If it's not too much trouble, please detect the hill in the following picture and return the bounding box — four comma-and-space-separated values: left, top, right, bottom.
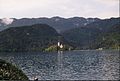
91, 23, 120, 49
62, 18, 120, 49
0, 24, 70, 52
0, 17, 101, 32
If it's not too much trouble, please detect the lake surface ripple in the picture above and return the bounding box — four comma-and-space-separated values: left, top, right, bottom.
0, 50, 119, 80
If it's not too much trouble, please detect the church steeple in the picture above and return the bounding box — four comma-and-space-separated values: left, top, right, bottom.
57, 36, 64, 50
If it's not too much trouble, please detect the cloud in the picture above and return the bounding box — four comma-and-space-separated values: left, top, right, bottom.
95, 0, 119, 5
0, 0, 119, 18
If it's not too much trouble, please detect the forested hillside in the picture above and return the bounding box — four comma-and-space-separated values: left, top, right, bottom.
0, 24, 70, 52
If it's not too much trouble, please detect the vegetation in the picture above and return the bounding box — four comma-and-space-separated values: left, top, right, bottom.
0, 24, 71, 52
92, 23, 120, 49
0, 17, 101, 32
0, 18, 119, 51
0, 59, 28, 80
62, 18, 120, 50
44, 45, 73, 52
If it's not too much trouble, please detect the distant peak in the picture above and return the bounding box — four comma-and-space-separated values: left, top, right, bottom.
51, 16, 65, 21
51, 16, 61, 18
1, 18, 14, 25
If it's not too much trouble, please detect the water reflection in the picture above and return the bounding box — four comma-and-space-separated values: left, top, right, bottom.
0, 50, 119, 80
57, 51, 63, 79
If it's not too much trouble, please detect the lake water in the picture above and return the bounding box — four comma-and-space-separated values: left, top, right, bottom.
0, 50, 119, 80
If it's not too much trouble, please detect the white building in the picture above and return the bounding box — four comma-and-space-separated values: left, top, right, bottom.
58, 42, 60, 47
58, 42, 63, 49
60, 44, 63, 49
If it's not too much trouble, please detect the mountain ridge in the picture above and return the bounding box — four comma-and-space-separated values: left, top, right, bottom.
0, 17, 119, 51
0, 16, 102, 32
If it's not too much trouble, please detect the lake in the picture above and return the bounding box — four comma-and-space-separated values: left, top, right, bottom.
0, 50, 119, 80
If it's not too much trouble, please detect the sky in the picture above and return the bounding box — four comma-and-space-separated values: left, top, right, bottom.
0, 0, 119, 19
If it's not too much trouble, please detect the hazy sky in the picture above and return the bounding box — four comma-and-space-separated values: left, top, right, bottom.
0, 0, 119, 19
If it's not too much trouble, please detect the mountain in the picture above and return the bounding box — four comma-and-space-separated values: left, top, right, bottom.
0, 17, 119, 50
62, 17, 120, 49
0, 24, 70, 52
92, 23, 120, 49
0, 17, 101, 32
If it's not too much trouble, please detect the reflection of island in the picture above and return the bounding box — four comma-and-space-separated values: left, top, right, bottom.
57, 50, 63, 79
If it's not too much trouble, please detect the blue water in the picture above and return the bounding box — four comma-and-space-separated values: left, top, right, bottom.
0, 50, 119, 80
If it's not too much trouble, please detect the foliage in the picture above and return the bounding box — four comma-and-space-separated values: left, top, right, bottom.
62, 18, 120, 50
44, 45, 73, 52
0, 24, 71, 52
0, 59, 28, 80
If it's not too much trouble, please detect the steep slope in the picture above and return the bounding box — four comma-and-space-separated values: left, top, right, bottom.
92, 23, 120, 49
0, 59, 28, 80
0, 24, 69, 52
62, 17, 120, 49
0, 17, 101, 32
